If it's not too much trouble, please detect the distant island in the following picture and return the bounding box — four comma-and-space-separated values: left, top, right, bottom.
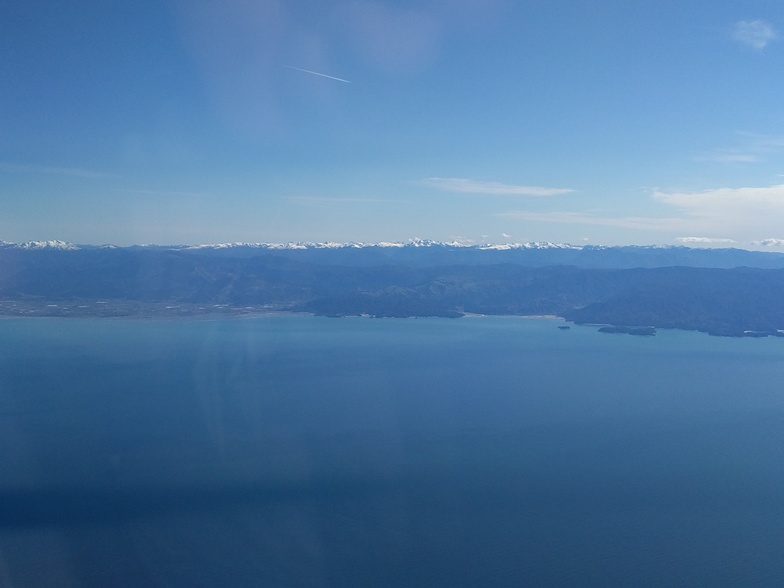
2, 240, 784, 337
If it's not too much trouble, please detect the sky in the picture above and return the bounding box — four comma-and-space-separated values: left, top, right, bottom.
2, 1, 784, 248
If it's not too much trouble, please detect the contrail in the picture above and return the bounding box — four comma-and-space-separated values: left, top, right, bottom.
283, 65, 351, 84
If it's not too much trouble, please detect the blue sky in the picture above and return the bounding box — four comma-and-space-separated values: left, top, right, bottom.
2, 1, 784, 248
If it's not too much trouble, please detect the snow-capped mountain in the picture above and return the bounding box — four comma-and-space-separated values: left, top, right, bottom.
2, 238, 784, 271
1, 240, 80, 250
176, 239, 586, 251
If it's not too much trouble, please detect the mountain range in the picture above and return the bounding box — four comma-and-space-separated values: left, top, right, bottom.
2, 240, 784, 336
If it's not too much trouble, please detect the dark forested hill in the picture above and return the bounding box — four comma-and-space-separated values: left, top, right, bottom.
1, 242, 784, 336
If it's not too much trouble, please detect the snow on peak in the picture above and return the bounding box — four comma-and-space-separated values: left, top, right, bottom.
1, 239, 593, 251
181, 239, 586, 251
478, 241, 582, 251
9, 240, 80, 250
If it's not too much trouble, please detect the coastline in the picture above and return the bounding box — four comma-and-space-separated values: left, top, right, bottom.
0, 300, 296, 321
462, 312, 564, 320
2, 302, 782, 338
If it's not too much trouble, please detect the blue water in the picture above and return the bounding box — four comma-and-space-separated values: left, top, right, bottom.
1, 316, 784, 586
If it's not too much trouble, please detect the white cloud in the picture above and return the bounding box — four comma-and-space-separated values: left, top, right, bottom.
654, 184, 784, 213
754, 238, 784, 247
500, 184, 784, 243
675, 237, 736, 244
423, 177, 574, 196
733, 20, 776, 50
653, 183, 784, 238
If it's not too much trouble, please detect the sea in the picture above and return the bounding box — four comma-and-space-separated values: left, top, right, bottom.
1, 315, 784, 587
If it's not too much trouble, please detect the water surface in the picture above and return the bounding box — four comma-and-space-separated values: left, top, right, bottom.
1, 316, 783, 586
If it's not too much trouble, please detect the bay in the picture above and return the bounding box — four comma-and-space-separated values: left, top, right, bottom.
1, 315, 784, 587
